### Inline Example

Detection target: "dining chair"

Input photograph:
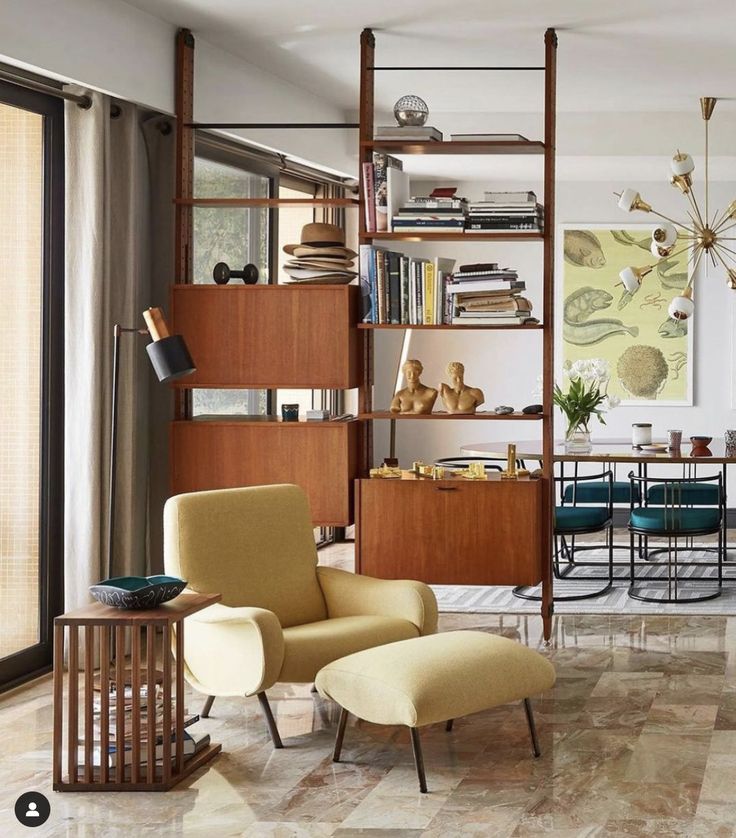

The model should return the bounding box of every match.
[515,469,614,601]
[627,471,724,603]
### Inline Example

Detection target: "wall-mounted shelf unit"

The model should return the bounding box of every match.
[354,28,556,639]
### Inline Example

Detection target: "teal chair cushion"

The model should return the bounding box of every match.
[563,481,640,504]
[630,507,721,533]
[555,506,610,532]
[646,482,720,506]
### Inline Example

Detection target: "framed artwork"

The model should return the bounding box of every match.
[557,224,693,406]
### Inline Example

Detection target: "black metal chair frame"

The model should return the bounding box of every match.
[514,469,614,602]
[627,471,725,604]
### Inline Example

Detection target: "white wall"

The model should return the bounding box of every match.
[0,0,354,173]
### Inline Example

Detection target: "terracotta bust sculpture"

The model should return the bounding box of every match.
[439,361,485,414]
[390,359,438,415]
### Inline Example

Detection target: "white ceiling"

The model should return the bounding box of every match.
[123,0,736,114]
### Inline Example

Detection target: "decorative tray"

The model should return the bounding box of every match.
[89,575,187,609]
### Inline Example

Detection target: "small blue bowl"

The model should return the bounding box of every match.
[89,575,187,610]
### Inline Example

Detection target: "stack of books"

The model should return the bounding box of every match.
[447,263,535,325]
[374,125,442,142]
[359,245,455,324]
[392,195,468,234]
[89,679,209,770]
[466,190,543,233]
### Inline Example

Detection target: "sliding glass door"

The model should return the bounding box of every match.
[0,81,63,690]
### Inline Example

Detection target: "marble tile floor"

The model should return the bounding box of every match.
[2,611,736,836]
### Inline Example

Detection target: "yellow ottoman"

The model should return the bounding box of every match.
[315,630,556,792]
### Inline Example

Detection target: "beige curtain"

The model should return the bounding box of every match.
[64,89,174,611]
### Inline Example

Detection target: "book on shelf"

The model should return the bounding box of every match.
[466,222,542,232]
[392,194,468,233]
[448,278,525,294]
[401,196,468,210]
[374,125,443,141]
[359,245,455,324]
[451,314,538,325]
[372,153,403,233]
[456,296,532,312]
[90,728,211,769]
[361,162,376,232]
[482,190,537,203]
[386,167,410,232]
[450,133,529,142]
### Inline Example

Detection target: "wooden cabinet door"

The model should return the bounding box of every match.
[357,478,543,586]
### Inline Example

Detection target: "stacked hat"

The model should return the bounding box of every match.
[282,222,357,284]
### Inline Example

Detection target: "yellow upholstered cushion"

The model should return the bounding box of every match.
[316,630,556,728]
[164,485,327,628]
[280,615,420,683]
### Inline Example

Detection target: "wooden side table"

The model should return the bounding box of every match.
[53,592,221,791]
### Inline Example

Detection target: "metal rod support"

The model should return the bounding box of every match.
[257,692,284,749]
[370,66,545,71]
[410,728,428,793]
[185,122,359,129]
[333,708,349,762]
[523,698,541,758]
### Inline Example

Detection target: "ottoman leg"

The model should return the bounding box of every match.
[410,728,428,794]
[258,691,284,749]
[333,707,349,762]
[523,698,541,758]
[445,719,454,732]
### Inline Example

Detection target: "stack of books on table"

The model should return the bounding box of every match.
[374,125,443,142]
[359,245,455,324]
[88,681,209,769]
[466,190,543,233]
[391,195,468,234]
[447,263,536,325]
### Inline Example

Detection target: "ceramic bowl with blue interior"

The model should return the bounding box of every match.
[89,575,187,609]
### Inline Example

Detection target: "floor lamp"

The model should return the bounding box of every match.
[107,307,195,581]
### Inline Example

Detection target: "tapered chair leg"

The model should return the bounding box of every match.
[201,695,215,718]
[410,727,428,793]
[257,691,284,749]
[333,707,349,762]
[523,698,541,758]
[445,719,454,732]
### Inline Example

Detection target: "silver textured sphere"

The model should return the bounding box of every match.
[393,95,429,127]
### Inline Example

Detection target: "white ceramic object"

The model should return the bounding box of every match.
[652,222,677,248]
[619,266,643,294]
[670,152,694,177]
[668,294,695,320]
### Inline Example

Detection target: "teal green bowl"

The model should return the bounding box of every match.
[89,575,186,609]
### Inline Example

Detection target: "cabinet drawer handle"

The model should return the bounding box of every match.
[435,486,458,491]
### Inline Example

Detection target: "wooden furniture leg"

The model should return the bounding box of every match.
[524,698,541,758]
[257,692,284,749]
[332,707,349,762]
[410,728,428,793]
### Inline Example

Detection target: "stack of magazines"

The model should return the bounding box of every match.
[466,191,543,233]
[447,263,537,325]
[392,195,468,234]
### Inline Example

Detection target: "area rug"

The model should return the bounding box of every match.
[432,545,736,616]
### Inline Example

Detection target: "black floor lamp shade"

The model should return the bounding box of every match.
[146,334,196,382]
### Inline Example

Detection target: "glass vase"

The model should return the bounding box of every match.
[565,424,592,453]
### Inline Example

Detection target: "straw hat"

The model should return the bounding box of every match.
[283,222,357,259]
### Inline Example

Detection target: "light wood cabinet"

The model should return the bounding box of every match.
[356,476,543,586]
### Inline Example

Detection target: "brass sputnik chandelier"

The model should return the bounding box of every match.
[614,97,736,321]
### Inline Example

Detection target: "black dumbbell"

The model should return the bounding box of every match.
[212,262,259,285]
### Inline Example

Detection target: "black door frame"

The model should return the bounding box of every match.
[0,80,64,692]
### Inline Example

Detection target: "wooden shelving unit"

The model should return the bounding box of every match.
[358,323,543,330]
[355,28,556,638]
[359,411,544,421]
[170,29,362,528]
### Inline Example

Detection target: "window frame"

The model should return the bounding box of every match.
[0,80,64,692]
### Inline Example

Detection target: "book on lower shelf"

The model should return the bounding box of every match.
[447,263,536,326]
[89,728,211,769]
[374,125,443,142]
[359,245,455,325]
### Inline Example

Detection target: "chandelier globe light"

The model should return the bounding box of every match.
[614,97,736,320]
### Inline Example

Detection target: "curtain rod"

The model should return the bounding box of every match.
[0,66,91,108]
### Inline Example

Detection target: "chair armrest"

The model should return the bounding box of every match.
[316,566,438,635]
[181,602,285,697]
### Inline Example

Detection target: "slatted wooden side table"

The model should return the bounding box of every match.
[52,592,221,791]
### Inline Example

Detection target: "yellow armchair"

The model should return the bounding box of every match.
[164,484,437,748]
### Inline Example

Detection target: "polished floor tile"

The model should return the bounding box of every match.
[2,546,736,835]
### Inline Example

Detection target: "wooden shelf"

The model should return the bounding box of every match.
[360,231,544,242]
[357,323,543,331]
[184,415,358,427]
[173,198,359,207]
[362,140,545,155]
[360,411,545,421]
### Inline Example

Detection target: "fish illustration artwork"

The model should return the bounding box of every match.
[564,286,614,323]
[656,258,688,290]
[611,230,651,251]
[564,319,639,346]
[659,317,688,338]
[564,230,606,268]
[563,286,639,345]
